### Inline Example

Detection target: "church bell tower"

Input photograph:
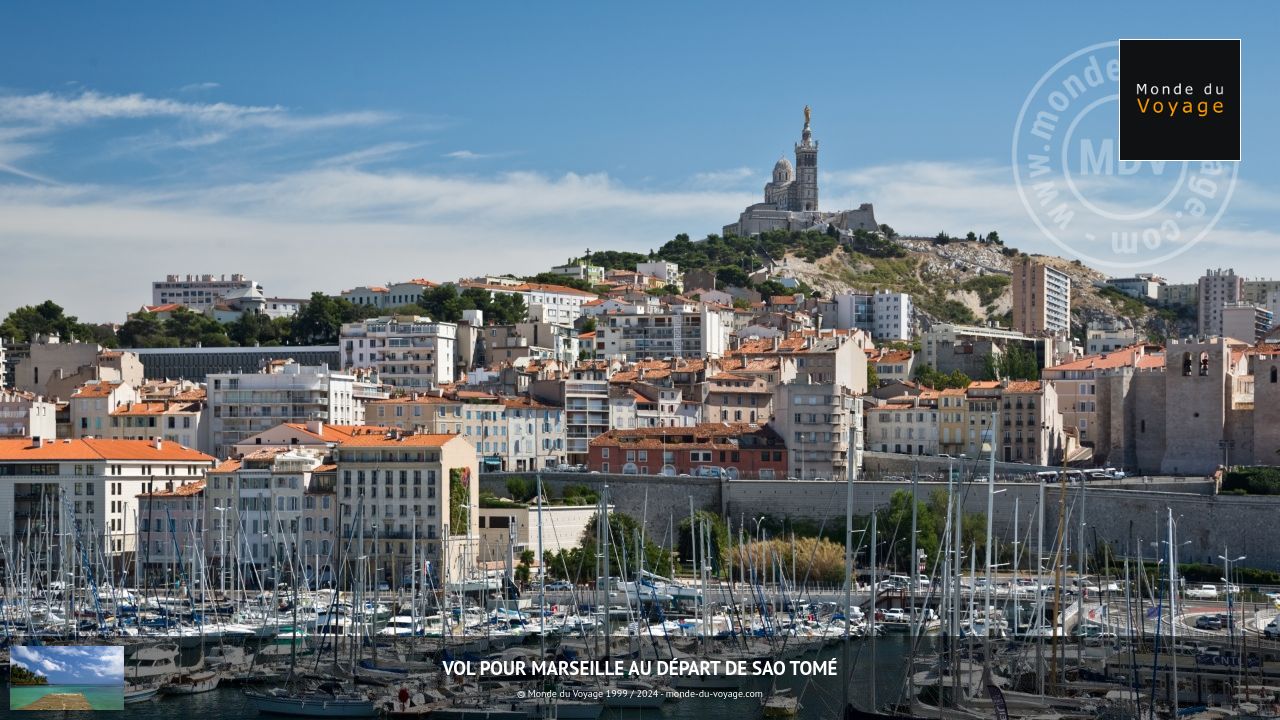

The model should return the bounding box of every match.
[793,105,818,212]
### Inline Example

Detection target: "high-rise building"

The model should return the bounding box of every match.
[1197,268,1244,337]
[1012,257,1071,336]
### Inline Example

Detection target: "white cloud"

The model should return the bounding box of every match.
[0,90,393,134]
[688,167,758,191]
[319,142,424,168]
[443,149,509,160]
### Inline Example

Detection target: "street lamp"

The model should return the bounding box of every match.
[1217,552,1246,647]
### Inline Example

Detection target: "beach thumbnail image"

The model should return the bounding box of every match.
[9,645,125,711]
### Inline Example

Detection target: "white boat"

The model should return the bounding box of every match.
[161,669,222,695]
[246,686,379,717]
[124,683,160,703]
[126,642,180,680]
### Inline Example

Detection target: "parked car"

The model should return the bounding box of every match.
[1264,618,1279,639]
[1195,615,1223,630]
[1186,584,1220,599]
[544,580,573,591]
[881,608,907,622]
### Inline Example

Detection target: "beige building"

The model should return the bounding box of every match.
[334,431,478,589]
[1012,257,1071,336]
[997,380,1064,465]
[1198,268,1244,337]
[16,341,143,401]
[703,372,773,424]
[1041,344,1164,455]
[769,379,862,480]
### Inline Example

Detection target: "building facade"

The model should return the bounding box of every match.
[152,274,258,311]
[208,362,364,458]
[340,315,458,389]
[1198,268,1244,337]
[1012,257,1071,336]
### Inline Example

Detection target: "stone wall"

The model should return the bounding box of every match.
[481,472,1276,569]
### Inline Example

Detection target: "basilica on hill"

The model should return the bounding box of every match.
[723,106,880,238]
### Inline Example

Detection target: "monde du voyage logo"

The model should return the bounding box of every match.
[1013,40,1240,269]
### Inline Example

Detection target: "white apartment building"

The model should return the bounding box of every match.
[871,290,913,341]
[339,279,438,309]
[595,303,730,361]
[366,393,567,472]
[635,261,681,287]
[152,274,259,311]
[1085,322,1138,355]
[530,365,611,464]
[0,437,214,568]
[205,448,327,584]
[208,362,362,458]
[340,316,457,389]
[0,389,56,439]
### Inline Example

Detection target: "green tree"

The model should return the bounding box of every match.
[980,344,1040,381]
[505,476,536,502]
[867,363,880,389]
[0,300,98,343]
[118,312,166,347]
[875,490,942,572]
[678,511,730,576]
[291,292,349,344]
[448,468,472,534]
[163,307,229,346]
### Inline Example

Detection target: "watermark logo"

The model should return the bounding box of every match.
[1012,41,1237,269]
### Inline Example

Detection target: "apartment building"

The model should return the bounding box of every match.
[587,423,787,479]
[152,273,258,311]
[339,279,438,309]
[770,380,862,481]
[135,479,206,583]
[867,393,939,456]
[703,372,773,424]
[0,437,215,571]
[0,389,56,439]
[1198,268,1244,337]
[204,448,327,587]
[595,302,730,361]
[366,392,567,471]
[334,431,478,588]
[997,380,1063,465]
[340,315,457,389]
[530,364,612,465]
[1041,344,1164,452]
[208,362,364,458]
[458,321,579,370]
[1221,303,1273,343]
[1012,257,1071,336]
[16,341,144,401]
[733,331,869,394]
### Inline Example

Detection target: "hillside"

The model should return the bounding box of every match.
[623,229,1196,343]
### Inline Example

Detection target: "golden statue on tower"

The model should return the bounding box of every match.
[804,105,811,125]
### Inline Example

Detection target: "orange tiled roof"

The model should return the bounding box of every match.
[337,432,457,448]
[1004,380,1043,393]
[143,303,183,313]
[72,382,122,399]
[0,438,213,462]
[111,401,200,416]
[875,350,913,364]
[1045,344,1165,373]
[278,423,397,443]
[209,458,243,473]
[139,479,206,497]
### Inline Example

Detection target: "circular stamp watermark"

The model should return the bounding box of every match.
[1012,41,1237,269]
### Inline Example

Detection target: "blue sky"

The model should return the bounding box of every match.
[11,645,124,685]
[0,2,1277,321]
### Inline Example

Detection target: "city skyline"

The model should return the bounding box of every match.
[1,2,1277,322]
